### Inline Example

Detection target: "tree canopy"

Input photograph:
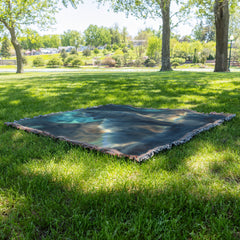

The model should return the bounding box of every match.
[84,25,111,47]
[61,30,83,49]
[0,0,83,73]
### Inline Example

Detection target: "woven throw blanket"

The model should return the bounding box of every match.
[5,105,235,162]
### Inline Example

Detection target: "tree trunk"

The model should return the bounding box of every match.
[9,27,24,73]
[160,0,172,71]
[214,0,229,72]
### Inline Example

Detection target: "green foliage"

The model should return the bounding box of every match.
[146,36,161,62]
[135,28,154,42]
[112,55,124,67]
[70,48,78,55]
[84,25,111,47]
[64,55,83,67]
[193,21,215,42]
[40,34,61,48]
[123,53,131,66]
[103,49,108,55]
[64,55,76,66]
[106,44,112,51]
[47,57,63,68]
[229,5,240,41]
[112,43,119,51]
[60,49,68,60]
[0,37,11,59]
[133,58,144,67]
[102,57,116,67]
[33,56,45,67]
[192,48,199,63]
[19,29,42,51]
[122,47,128,53]
[109,24,121,45]
[170,58,186,65]
[171,62,180,68]
[93,48,100,54]
[71,57,83,67]
[61,30,83,49]
[22,56,28,65]
[94,58,101,66]
[114,49,124,55]
[171,39,216,62]
[144,58,156,67]
[0,0,60,32]
[82,49,91,57]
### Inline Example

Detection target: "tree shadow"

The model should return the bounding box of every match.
[1,71,240,239]
[1,145,239,239]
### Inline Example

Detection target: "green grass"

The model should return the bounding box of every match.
[0,71,239,239]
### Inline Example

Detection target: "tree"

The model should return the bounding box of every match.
[40,34,61,48]
[96,0,177,71]
[134,28,154,44]
[84,25,111,47]
[61,30,83,49]
[1,36,11,59]
[20,29,42,51]
[193,21,215,42]
[121,27,129,44]
[188,0,239,72]
[214,0,229,71]
[0,0,82,73]
[109,24,121,46]
[0,0,60,73]
[146,36,162,63]
[229,5,240,40]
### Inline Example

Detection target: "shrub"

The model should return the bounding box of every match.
[112,55,123,67]
[82,49,91,57]
[171,62,180,68]
[71,57,83,67]
[94,48,99,54]
[106,45,112,51]
[22,56,28,65]
[200,56,207,64]
[33,56,45,67]
[103,49,108,55]
[64,56,75,66]
[144,58,156,67]
[94,58,101,66]
[123,53,130,67]
[70,48,78,55]
[60,49,68,60]
[112,44,119,51]
[47,57,62,68]
[122,47,128,53]
[114,49,124,55]
[64,56,83,67]
[102,57,116,67]
[133,58,143,67]
[170,58,185,65]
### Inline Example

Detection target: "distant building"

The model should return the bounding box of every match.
[78,45,89,52]
[58,46,75,53]
[132,40,147,47]
[39,48,58,54]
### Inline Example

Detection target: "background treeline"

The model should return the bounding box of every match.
[1,24,240,68]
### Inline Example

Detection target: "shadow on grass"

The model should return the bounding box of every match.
[0,71,240,239]
[1,142,240,239]
[0,130,240,239]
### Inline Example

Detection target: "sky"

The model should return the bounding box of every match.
[40,1,195,37]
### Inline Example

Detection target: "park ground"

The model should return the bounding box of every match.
[0,71,240,239]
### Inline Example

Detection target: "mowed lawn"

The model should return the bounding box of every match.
[0,71,239,239]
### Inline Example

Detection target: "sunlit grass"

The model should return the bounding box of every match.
[0,71,239,239]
